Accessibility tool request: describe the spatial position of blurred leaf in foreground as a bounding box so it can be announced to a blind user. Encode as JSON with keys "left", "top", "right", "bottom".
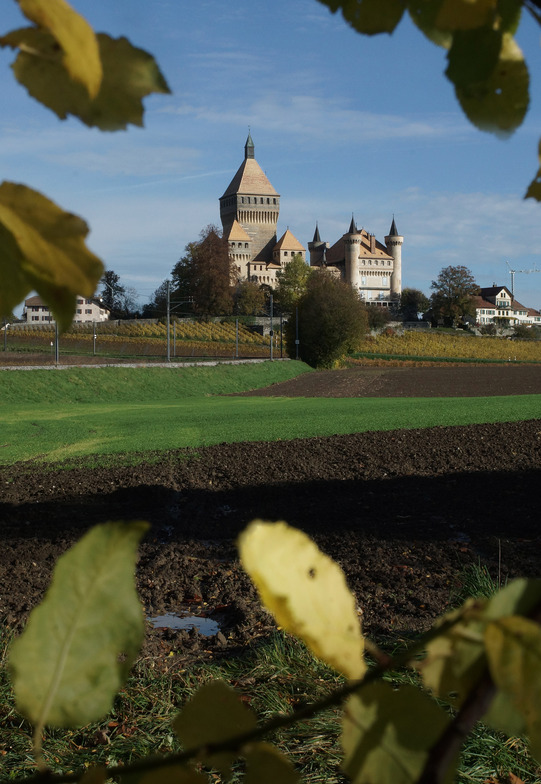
{"left": 9, "top": 521, "right": 148, "bottom": 729}
{"left": 0, "top": 182, "right": 104, "bottom": 330}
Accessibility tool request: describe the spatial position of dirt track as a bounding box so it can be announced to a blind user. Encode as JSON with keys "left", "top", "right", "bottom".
{"left": 1, "top": 364, "right": 540, "bottom": 665}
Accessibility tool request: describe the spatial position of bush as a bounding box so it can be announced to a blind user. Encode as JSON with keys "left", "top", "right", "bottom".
{"left": 286, "top": 271, "right": 368, "bottom": 368}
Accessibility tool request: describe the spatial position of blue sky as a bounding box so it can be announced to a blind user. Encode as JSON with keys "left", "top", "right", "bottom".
{"left": 3, "top": 0, "right": 541, "bottom": 314}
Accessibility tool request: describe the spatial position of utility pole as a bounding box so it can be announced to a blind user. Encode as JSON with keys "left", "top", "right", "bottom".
{"left": 166, "top": 280, "right": 171, "bottom": 362}
{"left": 506, "top": 261, "right": 541, "bottom": 299}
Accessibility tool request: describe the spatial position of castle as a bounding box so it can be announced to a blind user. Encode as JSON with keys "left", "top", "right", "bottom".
{"left": 220, "top": 135, "right": 403, "bottom": 307}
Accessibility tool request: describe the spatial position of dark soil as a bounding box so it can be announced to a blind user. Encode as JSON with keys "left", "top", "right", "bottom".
{"left": 1, "top": 364, "right": 540, "bottom": 667}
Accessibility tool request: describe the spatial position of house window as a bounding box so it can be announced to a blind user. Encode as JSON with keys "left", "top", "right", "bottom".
{"left": 32, "top": 316, "right": 39, "bottom": 321}
{"left": 76, "top": 309, "right": 82, "bottom": 314}
{"left": 85, "top": 309, "right": 92, "bottom": 314}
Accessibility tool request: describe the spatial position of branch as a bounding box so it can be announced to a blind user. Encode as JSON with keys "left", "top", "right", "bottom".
{"left": 7, "top": 614, "right": 466, "bottom": 784}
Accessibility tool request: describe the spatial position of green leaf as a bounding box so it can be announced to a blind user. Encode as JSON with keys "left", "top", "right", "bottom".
{"left": 239, "top": 520, "right": 365, "bottom": 679}
{"left": 1, "top": 31, "right": 170, "bottom": 130}
{"left": 416, "top": 579, "right": 541, "bottom": 708}
{"left": 244, "top": 742, "right": 301, "bottom": 784}
{"left": 317, "top": 0, "right": 406, "bottom": 35}
{"left": 121, "top": 764, "right": 208, "bottom": 784}
{"left": 525, "top": 138, "right": 541, "bottom": 202}
{"left": 342, "top": 682, "right": 454, "bottom": 784}
{"left": 407, "top": 0, "right": 452, "bottom": 48}
{"left": 9, "top": 521, "right": 148, "bottom": 728}
{"left": 485, "top": 616, "right": 541, "bottom": 761}
{"left": 446, "top": 27, "right": 503, "bottom": 90}
{"left": 17, "top": 0, "right": 102, "bottom": 97}
{"left": 436, "top": 0, "right": 497, "bottom": 31}
{"left": 173, "top": 681, "right": 257, "bottom": 776}
{"left": 0, "top": 182, "right": 104, "bottom": 330}
{"left": 454, "top": 32, "right": 529, "bottom": 136}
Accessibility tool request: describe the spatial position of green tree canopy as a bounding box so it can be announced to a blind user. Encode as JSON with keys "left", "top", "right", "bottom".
{"left": 286, "top": 270, "right": 368, "bottom": 367}
{"left": 430, "top": 265, "right": 480, "bottom": 326}
{"left": 399, "top": 288, "right": 431, "bottom": 321}
{"left": 275, "top": 254, "right": 313, "bottom": 313}
{"left": 234, "top": 280, "right": 266, "bottom": 316}
{"left": 99, "top": 270, "right": 138, "bottom": 319}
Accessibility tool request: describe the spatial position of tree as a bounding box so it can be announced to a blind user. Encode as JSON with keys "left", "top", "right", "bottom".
{"left": 141, "top": 280, "right": 170, "bottom": 319}
{"left": 364, "top": 304, "right": 391, "bottom": 330}
{"left": 175, "top": 225, "right": 237, "bottom": 319}
{"left": 399, "top": 288, "right": 431, "bottom": 321}
{"left": 318, "top": 0, "right": 541, "bottom": 200}
{"left": 99, "top": 270, "right": 138, "bottom": 319}
{"left": 430, "top": 265, "right": 480, "bottom": 326}
{"left": 234, "top": 280, "right": 266, "bottom": 316}
{"left": 275, "top": 253, "right": 313, "bottom": 312}
{"left": 286, "top": 270, "right": 368, "bottom": 367}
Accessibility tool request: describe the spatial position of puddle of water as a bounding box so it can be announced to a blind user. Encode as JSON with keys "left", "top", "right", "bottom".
{"left": 149, "top": 613, "right": 220, "bottom": 636}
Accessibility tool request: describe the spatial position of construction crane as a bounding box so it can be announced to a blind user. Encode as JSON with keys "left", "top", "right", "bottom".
{"left": 505, "top": 261, "right": 541, "bottom": 299}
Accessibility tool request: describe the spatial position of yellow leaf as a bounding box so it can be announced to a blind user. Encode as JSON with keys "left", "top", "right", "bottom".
{"left": 17, "top": 0, "right": 102, "bottom": 97}
{"left": 1, "top": 30, "right": 170, "bottom": 131}
{"left": 239, "top": 521, "right": 365, "bottom": 679}
{"left": 0, "top": 182, "right": 103, "bottom": 330}
{"left": 485, "top": 616, "right": 541, "bottom": 762}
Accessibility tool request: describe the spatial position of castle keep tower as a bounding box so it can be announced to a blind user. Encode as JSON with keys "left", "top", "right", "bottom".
{"left": 220, "top": 134, "right": 280, "bottom": 274}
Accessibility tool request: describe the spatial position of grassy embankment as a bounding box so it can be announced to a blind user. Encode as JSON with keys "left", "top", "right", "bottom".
{"left": 1, "top": 361, "right": 540, "bottom": 465}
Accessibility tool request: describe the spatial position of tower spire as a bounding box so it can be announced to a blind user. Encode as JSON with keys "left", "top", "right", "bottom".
{"left": 245, "top": 131, "right": 254, "bottom": 160}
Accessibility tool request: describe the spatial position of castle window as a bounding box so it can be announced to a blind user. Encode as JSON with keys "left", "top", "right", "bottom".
{"left": 284, "top": 251, "right": 288, "bottom": 256}
{"left": 241, "top": 197, "right": 244, "bottom": 203}
{"left": 267, "top": 198, "right": 270, "bottom": 204}
{"left": 273, "top": 198, "right": 276, "bottom": 204}
{"left": 245, "top": 243, "right": 248, "bottom": 248}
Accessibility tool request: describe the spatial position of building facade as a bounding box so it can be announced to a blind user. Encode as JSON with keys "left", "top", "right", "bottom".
{"left": 23, "top": 295, "right": 110, "bottom": 324}
{"left": 220, "top": 135, "right": 403, "bottom": 301}
{"left": 473, "top": 286, "right": 541, "bottom": 326}
{"left": 220, "top": 135, "right": 305, "bottom": 287}
{"left": 308, "top": 217, "right": 403, "bottom": 307}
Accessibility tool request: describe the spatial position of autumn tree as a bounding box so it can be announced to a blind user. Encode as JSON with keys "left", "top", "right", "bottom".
{"left": 399, "top": 288, "right": 431, "bottom": 321}
{"left": 286, "top": 270, "right": 368, "bottom": 367}
{"left": 234, "top": 280, "right": 266, "bottom": 316}
{"left": 173, "top": 225, "right": 237, "bottom": 319}
{"left": 275, "top": 253, "right": 313, "bottom": 312}
{"left": 430, "top": 265, "right": 480, "bottom": 326}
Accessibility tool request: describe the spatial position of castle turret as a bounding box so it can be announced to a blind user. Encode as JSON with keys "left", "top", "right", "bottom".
{"left": 344, "top": 215, "right": 362, "bottom": 287}
{"left": 308, "top": 223, "right": 327, "bottom": 267}
{"left": 385, "top": 217, "right": 403, "bottom": 299}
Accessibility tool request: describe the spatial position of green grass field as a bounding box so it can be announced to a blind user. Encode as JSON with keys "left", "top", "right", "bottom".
{"left": 1, "top": 362, "right": 540, "bottom": 465}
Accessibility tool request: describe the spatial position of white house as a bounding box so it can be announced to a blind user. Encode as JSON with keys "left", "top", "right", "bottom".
{"left": 473, "top": 286, "right": 541, "bottom": 327}
{"left": 23, "top": 295, "right": 110, "bottom": 324}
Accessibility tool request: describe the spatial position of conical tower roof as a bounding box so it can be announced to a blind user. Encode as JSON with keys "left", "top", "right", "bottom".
{"left": 388, "top": 217, "right": 399, "bottom": 236}
{"left": 221, "top": 136, "right": 279, "bottom": 198}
